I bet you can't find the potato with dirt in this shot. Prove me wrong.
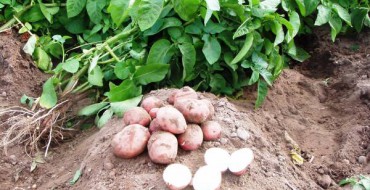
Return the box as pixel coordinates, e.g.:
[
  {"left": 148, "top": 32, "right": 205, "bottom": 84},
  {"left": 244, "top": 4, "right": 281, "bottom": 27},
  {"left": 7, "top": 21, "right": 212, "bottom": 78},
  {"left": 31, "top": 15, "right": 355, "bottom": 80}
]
[
  {"left": 201, "top": 121, "right": 222, "bottom": 141},
  {"left": 141, "top": 96, "right": 164, "bottom": 112},
  {"left": 202, "top": 99, "right": 215, "bottom": 119},
  {"left": 156, "top": 106, "right": 187, "bottom": 134},
  {"left": 174, "top": 99, "right": 210, "bottom": 124},
  {"left": 178, "top": 124, "right": 203, "bottom": 151},
  {"left": 148, "top": 131, "right": 178, "bottom": 164},
  {"left": 123, "top": 107, "right": 151, "bottom": 126},
  {"left": 167, "top": 86, "right": 198, "bottom": 104},
  {"left": 112, "top": 124, "right": 150, "bottom": 159}
]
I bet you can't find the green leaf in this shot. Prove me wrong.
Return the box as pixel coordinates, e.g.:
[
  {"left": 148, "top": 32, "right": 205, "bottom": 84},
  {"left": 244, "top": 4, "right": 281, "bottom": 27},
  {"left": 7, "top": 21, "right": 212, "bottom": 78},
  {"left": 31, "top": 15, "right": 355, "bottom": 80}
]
[
  {"left": 255, "top": 79, "right": 268, "bottom": 109},
  {"left": 272, "top": 21, "right": 284, "bottom": 46},
  {"left": 295, "top": 0, "right": 319, "bottom": 16},
  {"left": 86, "top": 0, "right": 106, "bottom": 24},
  {"left": 96, "top": 108, "right": 113, "bottom": 128},
  {"left": 360, "top": 178, "right": 370, "bottom": 189},
  {"left": 205, "top": 0, "right": 220, "bottom": 11},
  {"left": 38, "top": 0, "right": 52, "bottom": 23},
  {"left": 23, "top": 35, "right": 37, "bottom": 55},
  {"left": 252, "top": 53, "right": 268, "bottom": 69},
  {"left": 233, "top": 18, "right": 251, "bottom": 39},
  {"left": 203, "top": 20, "right": 226, "bottom": 34},
  {"left": 210, "top": 74, "right": 233, "bottom": 95},
  {"left": 40, "top": 78, "right": 57, "bottom": 109},
  {"left": 110, "top": 95, "right": 143, "bottom": 117},
  {"left": 259, "top": 68, "right": 273, "bottom": 86},
  {"left": 339, "top": 178, "right": 357, "bottom": 186},
  {"left": 107, "top": 0, "right": 130, "bottom": 26},
  {"left": 353, "top": 184, "right": 365, "bottom": 190},
  {"left": 62, "top": 59, "right": 79, "bottom": 73},
  {"left": 33, "top": 47, "right": 51, "bottom": 71},
  {"left": 131, "top": 0, "right": 164, "bottom": 31},
  {"left": 147, "top": 39, "right": 176, "bottom": 65},
  {"left": 202, "top": 34, "right": 221, "bottom": 65},
  {"left": 172, "top": 0, "right": 201, "bottom": 21},
  {"left": 332, "top": 3, "right": 351, "bottom": 26},
  {"left": 19, "top": 22, "right": 32, "bottom": 34},
  {"left": 70, "top": 169, "right": 82, "bottom": 185},
  {"left": 88, "top": 65, "right": 104, "bottom": 86},
  {"left": 114, "top": 61, "right": 133, "bottom": 80},
  {"left": 179, "top": 43, "right": 196, "bottom": 81},
  {"left": 231, "top": 33, "right": 254, "bottom": 64},
  {"left": 329, "top": 14, "right": 342, "bottom": 42},
  {"left": 67, "top": 0, "right": 87, "bottom": 18},
  {"left": 21, "top": 6, "right": 45, "bottom": 22},
  {"left": 106, "top": 80, "right": 142, "bottom": 102},
  {"left": 20, "top": 94, "right": 35, "bottom": 108},
  {"left": 288, "top": 46, "right": 310, "bottom": 62},
  {"left": 185, "top": 21, "right": 203, "bottom": 35},
  {"left": 351, "top": 8, "right": 368, "bottom": 32},
  {"left": 314, "top": 5, "right": 331, "bottom": 26},
  {"left": 144, "top": 17, "right": 182, "bottom": 36},
  {"left": 78, "top": 102, "right": 109, "bottom": 116},
  {"left": 260, "top": 0, "right": 281, "bottom": 9},
  {"left": 285, "top": 11, "right": 300, "bottom": 43},
  {"left": 218, "top": 31, "right": 238, "bottom": 51},
  {"left": 248, "top": 69, "right": 260, "bottom": 85},
  {"left": 133, "top": 64, "right": 170, "bottom": 85}
]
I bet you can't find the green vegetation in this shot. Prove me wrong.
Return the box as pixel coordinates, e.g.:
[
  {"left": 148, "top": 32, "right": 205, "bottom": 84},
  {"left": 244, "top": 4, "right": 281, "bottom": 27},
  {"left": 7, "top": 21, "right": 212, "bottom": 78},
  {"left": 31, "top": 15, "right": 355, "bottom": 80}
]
[
  {"left": 0, "top": 0, "right": 369, "bottom": 127},
  {"left": 340, "top": 175, "right": 370, "bottom": 190}
]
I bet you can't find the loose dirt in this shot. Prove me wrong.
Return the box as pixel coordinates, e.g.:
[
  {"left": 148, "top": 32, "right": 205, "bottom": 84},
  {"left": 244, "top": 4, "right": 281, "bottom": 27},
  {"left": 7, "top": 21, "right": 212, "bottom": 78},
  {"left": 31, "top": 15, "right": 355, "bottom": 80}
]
[{"left": 0, "top": 28, "right": 369, "bottom": 190}]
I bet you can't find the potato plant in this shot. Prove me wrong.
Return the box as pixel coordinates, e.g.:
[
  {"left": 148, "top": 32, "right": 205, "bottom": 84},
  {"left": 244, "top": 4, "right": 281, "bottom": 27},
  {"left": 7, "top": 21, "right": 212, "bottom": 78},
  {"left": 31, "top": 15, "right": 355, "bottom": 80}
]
[{"left": 0, "top": 0, "right": 369, "bottom": 152}]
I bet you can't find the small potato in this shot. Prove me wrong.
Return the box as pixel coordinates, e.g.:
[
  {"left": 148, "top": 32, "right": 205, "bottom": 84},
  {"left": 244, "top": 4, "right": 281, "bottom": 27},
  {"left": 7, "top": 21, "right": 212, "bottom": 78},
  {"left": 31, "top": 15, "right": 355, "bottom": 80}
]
[
  {"left": 201, "top": 121, "right": 222, "bottom": 141},
  {"left": 167, "top": 86, "right": 198, "bottom": 105},
  {"left": 178, "top": 124, "right": 203, "bottom": 151},
  {"left": 148, "top": 131, "right": 178, "bottom": 164},
  {"left": 112, "top": 124, "right": 150, "bottom": 159},
  {"left": 174, "top": 99, "right": 210, "bottom": 124},
  {"left": 149, "top": 107, "right": 159, "bottom": 119},
  {"left": 123, "top": 107, "right": 151, "bottom": 126},
  {"left": 141, "top": 96, "right": 164, "bottom": 112},
  {"left": 149, "top": 118, "right": 161, "bottom": 133},
  {"left": 202, "top": 99, "right": 215, "bottom": 120},
  {"left": 156, "top": 106, "right": 187, "bottom": 134}
]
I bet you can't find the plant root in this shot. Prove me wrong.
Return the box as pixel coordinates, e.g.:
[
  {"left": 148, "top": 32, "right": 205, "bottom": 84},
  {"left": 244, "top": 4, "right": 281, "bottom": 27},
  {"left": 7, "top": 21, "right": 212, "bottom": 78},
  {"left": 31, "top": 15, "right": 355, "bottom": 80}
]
[{"left": 0, "top": 99, "right": 78, "bottom": 156}]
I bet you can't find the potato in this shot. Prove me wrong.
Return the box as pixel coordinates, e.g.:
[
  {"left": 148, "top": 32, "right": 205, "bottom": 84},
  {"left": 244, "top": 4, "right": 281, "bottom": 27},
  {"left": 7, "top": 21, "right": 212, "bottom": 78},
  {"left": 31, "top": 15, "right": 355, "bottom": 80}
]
[
  {"left": 156, "top": 106, "right": 187, "bottom": 134},
  {"left": 163, "top": 164, "right": 192, "bottom": 190},
  {"left": 148, "top": 131, "right": 178, "bottom": 164},
  {"left": 202, "top": 99, "right": 215, "bottom": 120},
  {"left": 228, "top": 148, "right": 254, "bottom": 176},
  {"left": 141, "top": 96, "right": 164, "bottom": 112},
  {"left": 178, "top": 124, "right": 203, "bottom": 151},
  {"left": 167, "top": 86, "right": 198, "bottom": 105},
  {"left": 112, "top": 124, "right": 150, "bottom": 159},
  {"left": 149, "top": 118, "right": 161, "bottom": 133},
  {"left": 192, "top": 165, "right": 222, "bottom": 190},
  {"left": 174, "top": 99, "right": 210, "bottom": 124},
  {"left": 149, "top": 107, "right": 159, "bottom": 119},
  {"left": 123, "top": 107, "right": 151, "bottom": 126},
  {"left": 201, "top": 121, "right": 222, "bottom": 141}
]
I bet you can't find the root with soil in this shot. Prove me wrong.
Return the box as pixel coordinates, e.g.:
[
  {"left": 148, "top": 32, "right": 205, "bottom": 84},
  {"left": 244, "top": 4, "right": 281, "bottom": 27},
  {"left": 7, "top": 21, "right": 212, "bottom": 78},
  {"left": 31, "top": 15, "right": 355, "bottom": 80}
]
[{"left": 0, "top": 97, "right": 81, "bottom": 157}]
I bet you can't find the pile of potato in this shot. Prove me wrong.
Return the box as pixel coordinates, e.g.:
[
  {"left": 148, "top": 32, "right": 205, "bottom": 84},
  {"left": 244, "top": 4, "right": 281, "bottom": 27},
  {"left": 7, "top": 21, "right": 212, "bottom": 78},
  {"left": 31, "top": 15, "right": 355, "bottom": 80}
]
[{"left": 112, "top": 87, "right": 222, "bottom": 164}]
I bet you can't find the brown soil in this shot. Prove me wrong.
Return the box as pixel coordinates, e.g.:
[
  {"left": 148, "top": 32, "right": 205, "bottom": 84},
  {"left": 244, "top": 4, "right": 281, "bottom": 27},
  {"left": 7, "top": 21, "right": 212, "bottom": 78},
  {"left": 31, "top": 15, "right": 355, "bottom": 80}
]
[{"left": 0, "top": 28, "right": 369, "bottom": 190}]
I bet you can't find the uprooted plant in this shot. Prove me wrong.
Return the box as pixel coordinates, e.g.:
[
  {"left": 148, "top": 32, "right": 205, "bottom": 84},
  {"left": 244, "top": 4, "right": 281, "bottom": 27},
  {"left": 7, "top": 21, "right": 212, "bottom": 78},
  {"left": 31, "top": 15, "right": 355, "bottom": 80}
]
[{"left": 0, "top": 0, "right": 369, "bottom": 155}]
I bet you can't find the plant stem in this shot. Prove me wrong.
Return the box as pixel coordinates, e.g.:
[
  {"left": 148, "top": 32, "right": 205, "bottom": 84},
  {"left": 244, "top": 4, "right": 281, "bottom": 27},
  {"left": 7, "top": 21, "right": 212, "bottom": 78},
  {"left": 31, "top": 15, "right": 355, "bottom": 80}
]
[
  {"left": 61, "top": 64, "right": 89, "bottom": 96},
  {"left": 105, "top": 45, "right": 120, "bottom": 62},
  {"left": 0, "top": 5, "right": 32, "bottom": 32}
]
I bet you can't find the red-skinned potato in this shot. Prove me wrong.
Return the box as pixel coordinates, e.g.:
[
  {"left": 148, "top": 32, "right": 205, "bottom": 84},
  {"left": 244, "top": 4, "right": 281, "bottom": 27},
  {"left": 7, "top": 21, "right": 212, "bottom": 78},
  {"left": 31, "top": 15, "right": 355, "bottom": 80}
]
[
  {"left": 141, "top": 96, "right": 164, "bottom": 112},
  {"left": 156, "top": 106, "right": 187, "bottom": 134},
  {"left": 178, "top": 124, "right": 203, "bottom": 151},
  {"left": 149, "top": 107, "right": 159, "bottom": 119},
  {"left": 174, "top": 99, "right": 210, "bottom": 124},
  {"left": 123, "top": 107, "right": 151, "bottom": 126},
  {"left": 202, "top": 99, "right": 215, "bottom": 120},
  {"left": 167, "top": 86, "right": 198, "bottom": 105},
  {"left": 148, "top": 131, "right": 178, "bottom": 164},
  {"left": 201, "top": 121, "right": 222, "bottom": 141},
  {"left": 112, "top": 124, "right": 150, "bottom": 159},
  {"left": 149, "top": 118, "right": 161, "bottom": 133}
]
